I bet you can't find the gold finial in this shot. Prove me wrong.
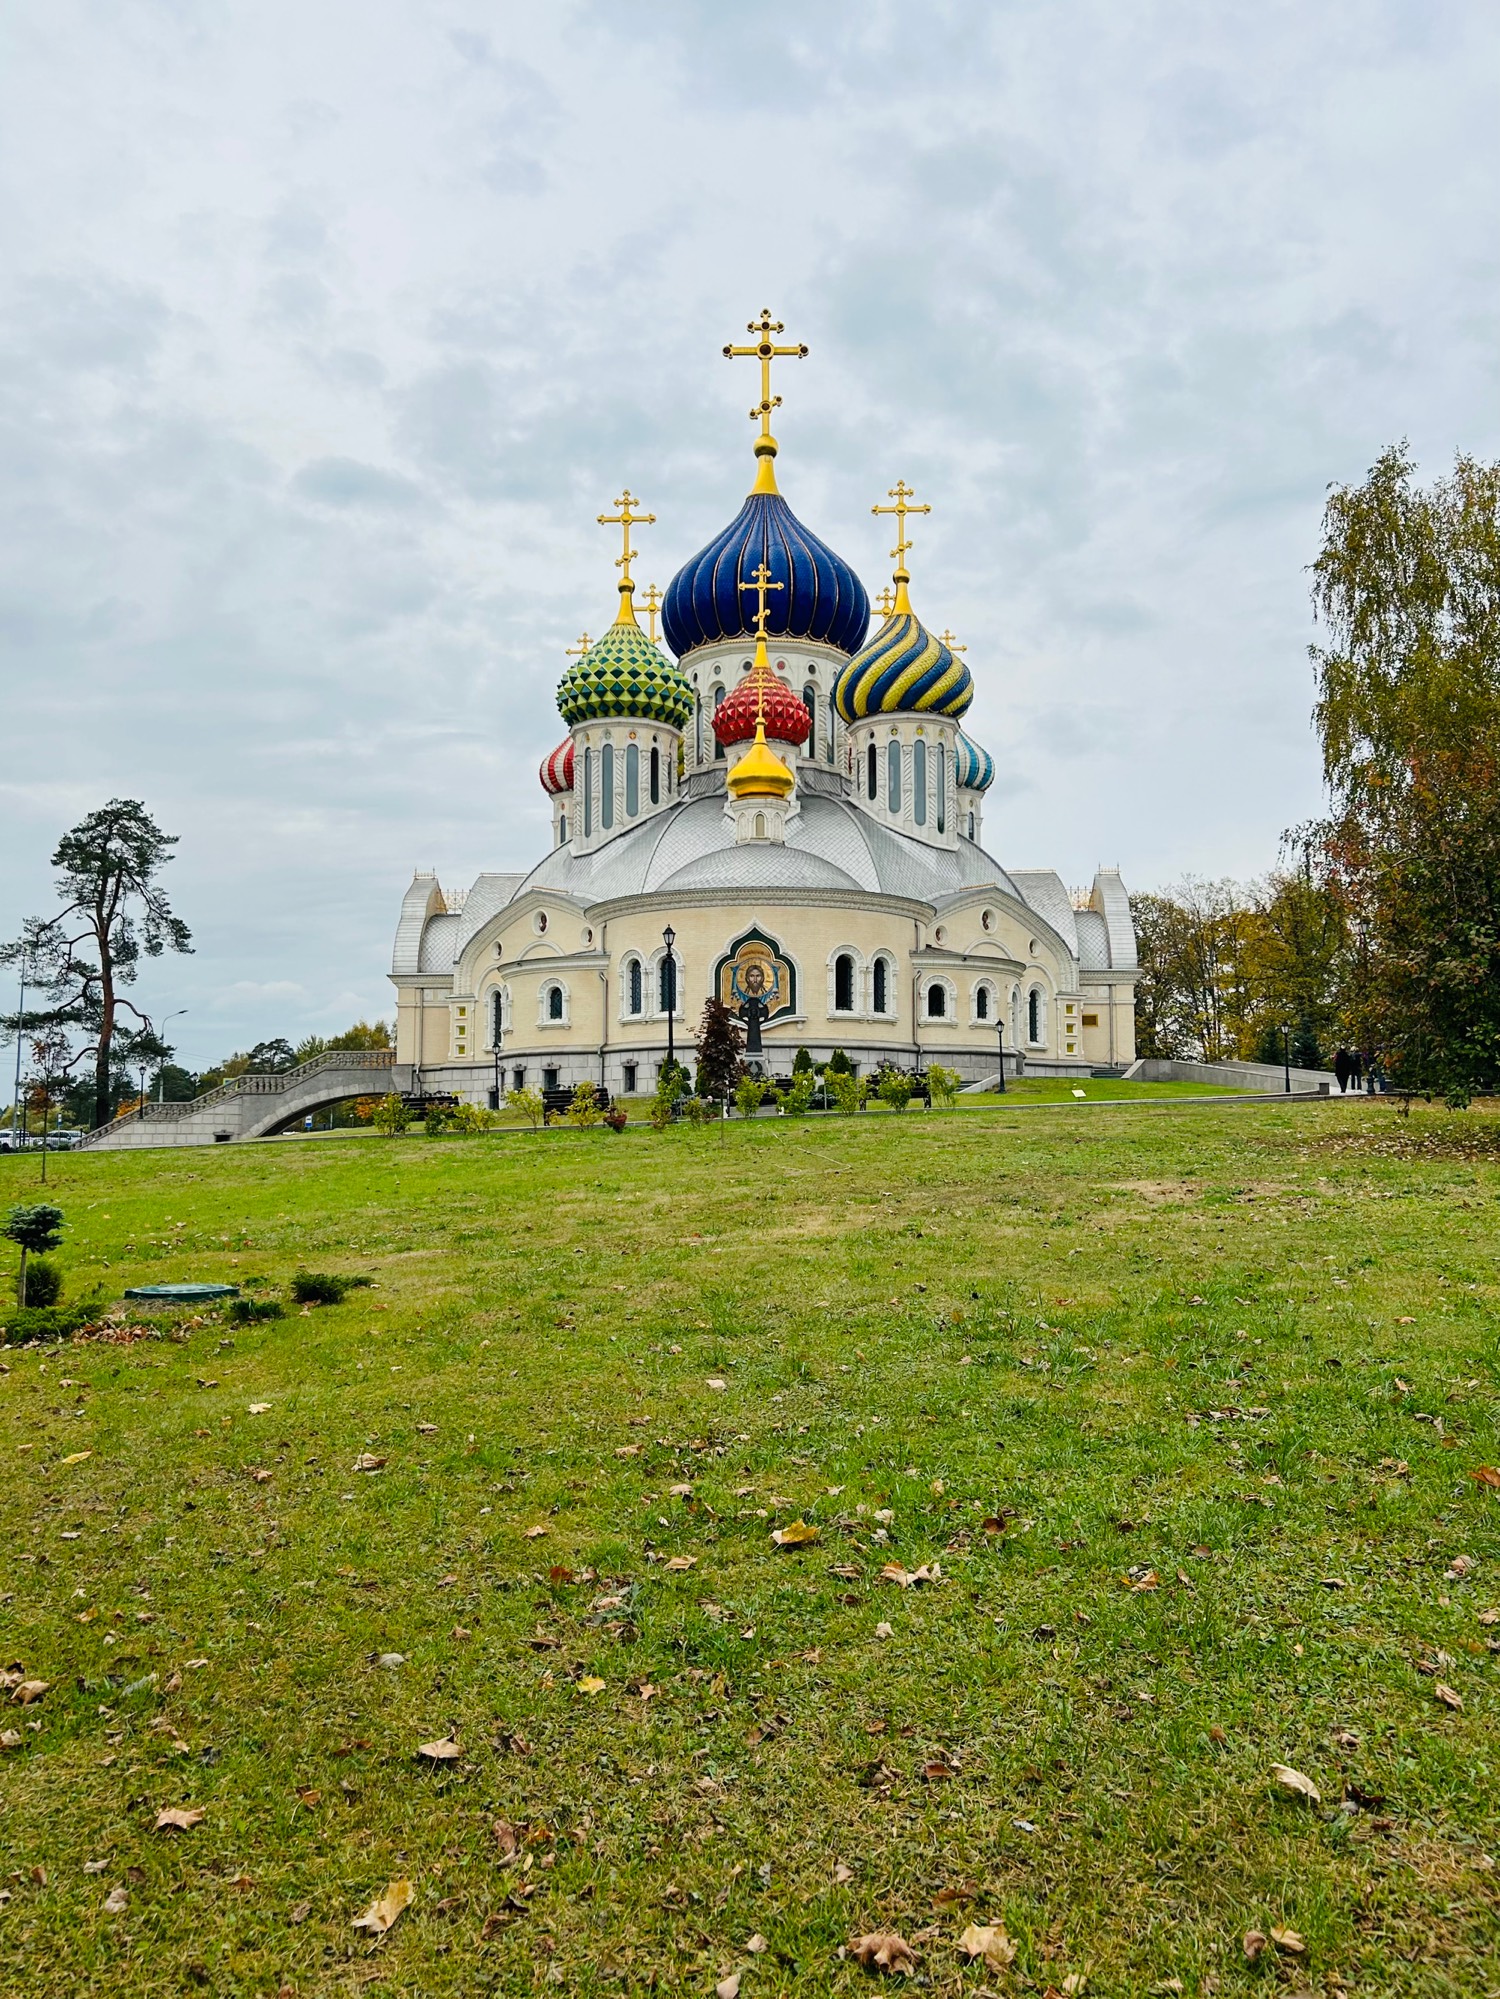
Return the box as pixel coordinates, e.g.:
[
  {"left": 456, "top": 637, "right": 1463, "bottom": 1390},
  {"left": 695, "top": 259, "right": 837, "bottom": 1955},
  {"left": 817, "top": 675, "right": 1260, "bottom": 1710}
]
[
  {"left": 640, "top": 582, "right": 663, "bottom": 644},
  {"left": 938, "top": 629, "right": 967, "bottom": 655},
  {"left": 872, "top": 479, "right": 932, "bottom": 615},
  {"left": 727, "top": 717, "right": 796, "bottom": 801},
  {"left": 724, "top": 308, "right": 807, "bottom": 495},
  {"left": 738, "top": 560, "right": 786, "bottom": 730},
  {"left": 565, "top": 632, "right": 592, "bottom": 658},
  {"left": 597, "top": 490, "right": 655, "bottom": 624},
  {"left": 876, "top": 586, "right": 895, "bottom": 618}
]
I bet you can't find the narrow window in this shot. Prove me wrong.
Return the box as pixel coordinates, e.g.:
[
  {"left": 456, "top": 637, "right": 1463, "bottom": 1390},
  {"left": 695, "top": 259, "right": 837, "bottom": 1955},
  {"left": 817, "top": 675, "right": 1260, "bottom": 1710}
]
[
  {"left": 491, "top": 990, "right": 504, "bottom": 1044},
  {"left": 558, "top": 810, "right": 567, "bottom": 845},
  {"left": 695, "top": 694, "right": 703, "bottom": 765},
  {"left": 827, "top": 692, "right": 836, "bottom": 764},
  {"left": 582, "top": 748, "right": 593, "bottom": 836},
  {"left": 936, "top": 744, "right": 946, "bottom": 833},
  {"left": 512, "top": 1067, "right": 525, "bottom": 1092},
  {"left": 834, "top": 954, "right": 854, "bottom": 1012},
  {"left": 913, "top": 739, "right": 927, "bottom": 826},
  {"left": 713, "top": 687, "right": 726, "bottom": 759},
  {"left": 623, "top": 1062, "right": 637, "bottom": 1094},
  {"left": 803, "top": 684, "right": 817, "bottom": 757},
  {"left": 548, "top": 986, "right": 564, "bottom": 1022},
  {"left": 887, "top": 740, "right": 902, "bottom": 813},
  {"left": 966, "top": 809, "right": 975, "bottom": 840},
  {"left": 927, "top": 983, "right": 947, "bottom": 1019},
  {"left": 543, "top": 1066, "right": 559, "bottom": 1092},
  {"left": 753, "top": 811, "right": 766, "bottom": 839},
  {"left": 1029, "top": 989, "right": 1042, "bottom": 1042},
  {"left": 628, "top": 960, "right": 643, "bottom": 1015},
  {"left": 872, "top": 958, "right": 888, "bottom": 1014},
  {"left": 975, "top": 985, "right": 989, "bottom": 1021},
  {"left": 625, "top": 742, "right": 639, "bottom": 816},
  {"left": 649, "top": 745, "right": 660, "bottom": 804},
  {"left": 602, "top": 744, "right": 615, "bottom": 829},
  {"left": 866, "top": 741, "right": 877, "bottom": 800},
  {"left": 659, "top": 954, "right": 676, "bottom": 1015}
]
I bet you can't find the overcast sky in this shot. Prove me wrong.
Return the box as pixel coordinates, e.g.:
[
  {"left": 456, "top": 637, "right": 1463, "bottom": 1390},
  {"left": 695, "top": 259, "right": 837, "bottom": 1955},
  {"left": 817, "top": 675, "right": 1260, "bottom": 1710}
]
[{"left": 3, "top": 1, "right": 1498, "bottom": 1069}]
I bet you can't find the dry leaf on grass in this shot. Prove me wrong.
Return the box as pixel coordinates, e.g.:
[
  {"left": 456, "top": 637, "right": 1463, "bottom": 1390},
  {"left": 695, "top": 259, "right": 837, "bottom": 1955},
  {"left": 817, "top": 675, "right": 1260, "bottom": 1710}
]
[
  {"left": 0, "top": 1731, "right": 22, "bottom": 1751},
  {"left": 1435, "top": 1683, "right": 1464, "bottom": 1710},
  {"left": 103, "top": 1885, "right": 129, "bottom": 1914},
  {"left": 746, "top": 1932, "right": 769, "bottom": 1951},
  {"left": 352, "top": 1877, "right": 413, "bottom": 1934},
  {"left": 707, "top": 1378, "right": 728, "bottom": 1391},
  {"left": 1270, "top": 1927, "right": 1306, "bottom": 1954},
  {"left": 771, "top": 1520, "right": 821, "bottom": 1548},
  {"left": 416, "top": 1737, "right": 463, "bottom": 1762},
  {"left": 249, "top": 1468, "right": 272, "bottom": 1484},
  {"left": 850, "top": 1931, "right": 918, "bottom": 1975},
  {"left": 247, "top": 1402, "right": 271, "bottom": 1414},
  {"left": 664, "top": 1554, "right": 697, "bottom": 1571},
  {"left": 716, "top": 1977, "right": 741, "bottom": 1999},
  {"left": 1472, "top": 1466, "right": 1500, "bottom": 1492},
  {"left": 9, "top": 1681, "right": 48, "bottom": 1706},
  {"left": 523, "top": 1525, "right": 548, "bottom": 1539},
  {"left": 874, "top": 1621, "right": 894, "bottom": 1640},
  {"left": 577, "top": 1675, "right": 606, "bottom": 1695},
  {"left": 353, "top": 1454, "right": 387, "bottom": 1474},
  {"left": 154, "top": 1806, "right": 205, "bottom": 1832},
  {"left": 1270, "top": 1763, "right": 1321, "bottom": 1804},
  {"left": 958, "top": 1922, "right": 1018, "bottom": 1969}
]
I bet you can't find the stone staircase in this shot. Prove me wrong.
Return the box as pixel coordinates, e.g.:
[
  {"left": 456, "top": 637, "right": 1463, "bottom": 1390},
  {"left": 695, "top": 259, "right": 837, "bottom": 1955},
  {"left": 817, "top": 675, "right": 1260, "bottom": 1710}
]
[{"left": 84, "top": 1050, "right": 412, "bottom": 1149}]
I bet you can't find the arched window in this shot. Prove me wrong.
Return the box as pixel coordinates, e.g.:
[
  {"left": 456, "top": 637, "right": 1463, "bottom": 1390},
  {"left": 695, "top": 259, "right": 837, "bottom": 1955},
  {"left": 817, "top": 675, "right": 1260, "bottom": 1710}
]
[
  {"left": 694, "top": 694, "right": 703, "bottom": 765},
  {"left": 866, "top": 741, "right": 877, "bottom": 801},
  {"left": 834, "top": 953, "right": 855, "bottom": 1012},
  {"left": 1028, "top": 988, "right": 1043, "bottom": 1043},
  {"left": 491, "top": 989, "right": 504, "bottom": 1044},
  {"left": 649, "top": 745, "right": 660, "bottom": 805},
  {"left": 927, "top": 982, "right": 947, "bottom": 1019},
  {"left": 658, "top": 954, "right": 677, "bottom": 1015},
  {"left": 936, "top": 744, "right": 946, "bottom": 834},
  {"left": 803, "top": 684, "right": 817, "bottom": 756},
  {"left": 625, "top": 742, "right": 639, "bottom": 816},
  {"left": 975, "top": 984, "right": 990, "bottom": 1022},
  {"left": 966, "top": 809, "right": 975, "bottom": 841},
  {"left": 713, "top": 687, "right": 726, "bottom": 759},
  {"left": 887, "top": 740, "right": 902, "bottom": 813},
  {"left": 627, "top": 959, "right": 643, "bottom": 1016},
  {"left": 602, "top": 744, "right": 615, "bottom": 829},
  {"left": 872, "top": 957, "right": 888, "bottom": 1015},
  {"left": 913, "top": 739, "right": 928, "bottom": 826},
  {"left": 557, "top": 811, "right": 567, "bottom": 847},
  {"left": 753, "top": 811, "right": 766, "bottom": 839},
  {"left": 547, "top": 985, "right": 564, "bottom": 1022},
  {"left": 582, "top": 748, "right": 593, "bottom": 836},
  {"left": 827, "top": 692, "right": 836, "bottom": 764}
]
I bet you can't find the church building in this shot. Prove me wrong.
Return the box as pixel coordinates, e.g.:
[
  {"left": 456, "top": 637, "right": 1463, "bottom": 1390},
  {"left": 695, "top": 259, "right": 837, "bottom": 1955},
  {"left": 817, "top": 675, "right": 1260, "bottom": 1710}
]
[{"left": 390, "top": 313, "right": 1138, "bottom": 1098}]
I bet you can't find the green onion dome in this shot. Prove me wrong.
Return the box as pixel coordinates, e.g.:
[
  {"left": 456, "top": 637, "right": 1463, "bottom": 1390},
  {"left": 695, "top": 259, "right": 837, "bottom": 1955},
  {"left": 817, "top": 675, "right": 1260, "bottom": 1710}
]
[
  {"left": 833, "top": 591, "right": 973, "bottom": 723},
  {"left": 556, "top": 607, "right": 693, "bottom": 731}
]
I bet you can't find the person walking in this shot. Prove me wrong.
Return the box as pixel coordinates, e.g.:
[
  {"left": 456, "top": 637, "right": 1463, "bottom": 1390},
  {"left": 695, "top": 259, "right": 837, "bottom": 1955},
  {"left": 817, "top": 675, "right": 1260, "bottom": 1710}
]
[
  {"left": 1333, "top": 1047, "right": 1352, "bottom": 1094},
  {"left": 1350, "top": 1047, "right": 1365, "bottom": 1091}
]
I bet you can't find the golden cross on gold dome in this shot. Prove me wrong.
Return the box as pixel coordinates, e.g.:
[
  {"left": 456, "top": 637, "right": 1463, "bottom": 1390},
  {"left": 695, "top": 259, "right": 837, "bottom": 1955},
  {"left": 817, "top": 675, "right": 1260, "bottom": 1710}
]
[
  {"left": 724, "top": 309, "right": 807, "bottom": 493},
  {"left": 873, "top": 480, "right": 932, "bottom": 614},
  {"left": 738, "top": 560, "right": 785, "bottom": 642},
  {"left": 939, "top": 629, "right": 967, "bottom": 654},
  {"left": 876, "top": 587, "right": 895, "bottom": 618},
  {"left": 640, "top": 583, "right": 663, "bottom": 644},
  {"left": 565, "top": 632, "right": 592, "bottom": 658},
  {"left": 597, "top": 491, "right": 655, "bottom": 619}
]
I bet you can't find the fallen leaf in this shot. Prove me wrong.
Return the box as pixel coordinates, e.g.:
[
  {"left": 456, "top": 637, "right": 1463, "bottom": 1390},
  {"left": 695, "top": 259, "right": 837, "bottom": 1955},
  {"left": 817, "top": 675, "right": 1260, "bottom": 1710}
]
[
  {"left": 1435, "top": 1683, "right": 1464, "bottom": 1710},
  {"left": 668, "top": 1482, "right": 694, "bottom": 1498},
  {"left": 523, "top": 1525, "right": 548, "bottom": 1540},
  {"left": 1270, "top": 1927, "right": 1306, "bottom": 1955},
  {"left": 1472, "top": 1467, "right": 1500, "bottom": 1492},
  {"left": 352, "top": 1878, "right": 413, "bottom": 1934},
  {"left": 289, "top": 1901, "right": 312, "bottom": 1923},
  {"left": 417, "top": 1422, "right": 438, "bottom": 1434},
  {"left": 833, "top": 1864, "right": 854, "bottom": 1884},
  {"left": 1330, "top": 1727, "right": 1360, "bottom": 1749},
  {"left": 577, "top": 1675, "right": 606, "bottom": 1695},
  {"left": 771, "top": 1520, "right": 821, "bottom": 1548},
  {"left": 154, "top": 1806, "right": 206, "bottom": 1832},
  {"left": 249, "top": 1468, "right": 273, "bottom": 1484},
  {"left": 747, "top": 1931, "right": 769, "bottom": 1951},
  {"left": 58, "top": 1450, "right": 93, "bottom": 1467},
  {"left": 83, "top": 1859, "right": 108, "bottom": 1874},
  {"left": 920, "top": 1757, "right": 958, "bottom": 1782},
  {"left": 664, "top": 1554, "right": 697, "bottom": 1571},
  {"left": 416, "top": 1737, "right": 463, "bottom": 1762},
  {"left": 1242, "top": 1931, "right": 1267, "bottom": 1962},
  {"left": 374, "top": 1652, "right": 406, "bottom": 1670},
  {"left": 716, "top": 1977, "right": 741, "bottom": 1999},
  {"left": 874, "top": 1621, "right": 894, "bottom": 1640},
  {"left": 850, "top": 1930, "right": 918, "bottom": 1975},
  {"left": 103, "top": 1885, "right": 130, "bottom": 1914},
  {"left": 1270, "top": 1763, "right": 1321, "bottom": 1804},
  {"left": 958, "top": 1922, "right": 1018, "bottom": 1970},
  {"left": 707, "top": 1378, "right": 728, "bottom": 1391},
  {"left": 0, "top": 1730, "right": 21, "bottom": 1750},
  {"left": 247, "top": 1403, "right": 271, "bottom": 1414},
  {"left": 10, "top": 1681, "right": 48, "bottom": 1706},
  {"left": 353, "top": 1454, "right": 387, "bottom": 1473}
]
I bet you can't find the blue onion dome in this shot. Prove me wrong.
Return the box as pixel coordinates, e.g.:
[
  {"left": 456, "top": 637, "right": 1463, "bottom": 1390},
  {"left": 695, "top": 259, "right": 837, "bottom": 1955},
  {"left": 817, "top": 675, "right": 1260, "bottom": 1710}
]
[
  {"left": 557, "top": 593, "right": 694, "bottom": 730},
  {"left": 955, "top": 731, "right": 995, "bottom": 791},
  {"left": 662, "top": 486, "right": 870, "bottom": 659},
  {"left": 833, "top": 583, "right": 973, "bottom": 722}
]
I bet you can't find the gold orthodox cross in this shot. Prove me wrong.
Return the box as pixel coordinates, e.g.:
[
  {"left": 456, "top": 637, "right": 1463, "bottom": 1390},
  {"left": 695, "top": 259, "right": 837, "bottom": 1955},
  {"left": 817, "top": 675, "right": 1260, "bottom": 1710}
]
[
  {"left": 876, "top": 587, "right": 896, "bottom": 617},
  {"left": 724, "top": 309, "right": 808, "bottom": 440},
  {"left": 565, "top": 633, "right": 592, "bottom": 658},
  {"left": 738, "top": 560, "right": 785, "bottom": 641},
  {"left": 597, "top": 490, "right": 655, "bottom": 589},
  {"left": 938, "top": 629, "right": 967, "bottom": 654},
  {"left": 872, "top": 480, "right": 931, "bottom": 577},
  {"left": 640, "top": 583, "right": 663, "bottom": 644}
]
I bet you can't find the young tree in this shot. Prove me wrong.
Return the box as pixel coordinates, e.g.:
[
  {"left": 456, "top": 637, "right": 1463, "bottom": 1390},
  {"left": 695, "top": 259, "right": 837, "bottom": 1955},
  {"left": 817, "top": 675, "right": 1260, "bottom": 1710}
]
[
  {"left": 0, "top": 801, "right": 191, "bottom": 1131},
  {"left": 694, "top": 1000, "right": 745, "bottom": 1102},
  {"left": 3, "top": 1202, "right": 64, "bottom": 1307},
  {"left": 1310, "top": 445, "right": 1500, "bottom": 1101}
]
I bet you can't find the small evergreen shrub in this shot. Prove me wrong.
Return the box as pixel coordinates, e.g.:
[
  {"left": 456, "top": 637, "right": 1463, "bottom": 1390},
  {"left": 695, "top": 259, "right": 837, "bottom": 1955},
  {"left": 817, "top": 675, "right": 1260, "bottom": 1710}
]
[
  {"left": 1, "top": 1300, "right": 98, "bottom": 1345},
  {"left": 226, "top": 1297, "right": 285, "bottom": 1325},
  {"left": 827, "top": 1047, "right": 852, "bottom": 1076},
  {"left": 792, "top": 1046, "right": 814, "bottom": 1074},
  {"left": 876, "top": 1068, "right": 914, "bottom": 1112},
  {"left": 21, "top": 1256, "right": 63, "bottom": 1307},
  {"left": 290, "top": 1270, "right": 371, "bottom": 1305}
]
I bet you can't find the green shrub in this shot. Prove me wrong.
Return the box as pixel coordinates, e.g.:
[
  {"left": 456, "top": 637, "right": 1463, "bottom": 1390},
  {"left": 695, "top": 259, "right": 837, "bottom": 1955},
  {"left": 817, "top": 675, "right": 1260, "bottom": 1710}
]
[
  {"left": 926, "top": 1063, "right": 962, "bottom": 1109},
  {"left": 371, "top": 1093, "right": 411, "bottom": 1135},
  {"left": 445, "top": 1100, "right": 491, "bottom": 1135},
  {"left": 507, "top": 1085, "right": 546, "bottom": 1130},
  {"left": 648, "top": 1065, "right": 690, "bottom": 1130},
  {"left": 1, "top": 1300, "right": 98, "bottom": 1345},
  {"left": 566, "top": 1082, "right": 603, "bottom": 1129},
  {"left": 876, "top": 1068, "right": 914, "bottom": 1112},
  {"left": 226, "top": 1297, "right": 285, "bottom": 1325},
  {"left": 681, "top": 1095, "right": 718, "bottom": 1124},
  {"left": 20, "top": 1256, "right": 63, "bottom": 1307},
  {"left": 830, "top": 1071, "right": 867, "bottom": 1115},
  {"left": 290, "top": 1270, "right": 371, "bottom": 1305},
  {"left": 735, "top": 1074, "right": 772, "bottom": 1119},
  {"left": 785, "top": 1073, "right": 816, "bottom": 1116},
  {"left": 827, "top": 1047, "right": 852, "bottom": 1075},
  {"left": 792, "top": 1046, "right": 813, "bottom": 1074}
]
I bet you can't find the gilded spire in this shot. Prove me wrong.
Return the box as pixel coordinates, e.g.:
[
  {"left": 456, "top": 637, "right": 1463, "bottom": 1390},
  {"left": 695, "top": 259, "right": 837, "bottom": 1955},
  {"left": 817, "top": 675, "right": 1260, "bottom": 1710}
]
[
  {"left": 597, "top": 491, "right": 655, "bottom": 626},
  {"left": 724, "top": 308, "right": 807, "bottom": 496},
  {"left": 872, "top": 480, "right": 932, "bottom": 616}
]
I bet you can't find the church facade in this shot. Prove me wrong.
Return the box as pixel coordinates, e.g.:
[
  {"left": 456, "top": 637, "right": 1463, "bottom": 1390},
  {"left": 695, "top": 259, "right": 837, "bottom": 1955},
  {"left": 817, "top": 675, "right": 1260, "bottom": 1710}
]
[{"left": 390, "top": 314, "right": 1138, "bottom": 1099}]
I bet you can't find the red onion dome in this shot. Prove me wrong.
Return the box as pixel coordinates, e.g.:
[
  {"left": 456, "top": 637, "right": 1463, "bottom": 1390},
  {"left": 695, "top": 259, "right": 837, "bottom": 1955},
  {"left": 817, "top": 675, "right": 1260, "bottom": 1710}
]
[
  {"left": 712, "top": 667, "right": 812, "bottom": 750},
  {"left": 539, "top": 737, "right": 574, "bottom": 795}
]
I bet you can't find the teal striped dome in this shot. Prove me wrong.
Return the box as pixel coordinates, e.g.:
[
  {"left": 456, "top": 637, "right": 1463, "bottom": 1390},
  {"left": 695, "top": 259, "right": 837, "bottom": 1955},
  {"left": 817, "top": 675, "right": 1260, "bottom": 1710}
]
[
  {"left": 833, "top": 602, "right": 973, "bottom": 722},
  {"left": 557, "top": 616, "right": 693, "bottom": 730},
  {"left": 956, "top": 731, "right": 994, "bottom": 791}
]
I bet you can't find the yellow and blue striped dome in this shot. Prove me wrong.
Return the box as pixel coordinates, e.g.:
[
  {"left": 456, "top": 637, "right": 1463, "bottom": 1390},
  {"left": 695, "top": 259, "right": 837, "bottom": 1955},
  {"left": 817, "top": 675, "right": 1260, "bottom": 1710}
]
[
  {"left": 955, "top": 731, "right": 994, "bottom": 791},
  {"left": 833, "top": 602, "right": 973, "bottom": 723}
]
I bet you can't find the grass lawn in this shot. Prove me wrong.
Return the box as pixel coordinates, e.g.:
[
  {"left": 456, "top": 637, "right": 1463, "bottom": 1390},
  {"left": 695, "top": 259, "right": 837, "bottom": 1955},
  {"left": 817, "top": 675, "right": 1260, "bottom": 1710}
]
[{"left": 1, "top": 1098, "right": 1497, "bottom": 1997}]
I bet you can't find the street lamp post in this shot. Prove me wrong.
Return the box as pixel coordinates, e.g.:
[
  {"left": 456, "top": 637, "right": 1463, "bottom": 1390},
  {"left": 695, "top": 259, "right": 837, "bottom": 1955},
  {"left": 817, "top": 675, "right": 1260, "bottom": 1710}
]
[
  {"left": 662, "top": 924, "right": 676, "bottom": 1075},
  {"left": 995, "top": 1019, "right": 1007, "bottom": 1093},
  {"left": 157, "top": 1010, "right": 188, "bottom": 1103},
  {"left": 1282, "top": 1023, "right": 1292, "bottom": 1096},
  {"left": 11, "top": 952, "right": 27, "bottom": 1147}
]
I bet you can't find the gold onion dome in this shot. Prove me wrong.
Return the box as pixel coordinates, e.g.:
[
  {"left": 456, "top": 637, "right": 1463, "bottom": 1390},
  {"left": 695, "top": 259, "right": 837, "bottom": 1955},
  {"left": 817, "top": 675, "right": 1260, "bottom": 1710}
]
[{"left": 726, "top": 719, "right": 795, "bottom": 801}]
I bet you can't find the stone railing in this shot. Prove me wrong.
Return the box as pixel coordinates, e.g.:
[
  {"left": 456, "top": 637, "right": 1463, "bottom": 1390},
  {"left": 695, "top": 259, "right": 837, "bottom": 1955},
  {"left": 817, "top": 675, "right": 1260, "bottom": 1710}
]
[{"left": 82, "top": 1049, "right": 397, "bottom": 1144}]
